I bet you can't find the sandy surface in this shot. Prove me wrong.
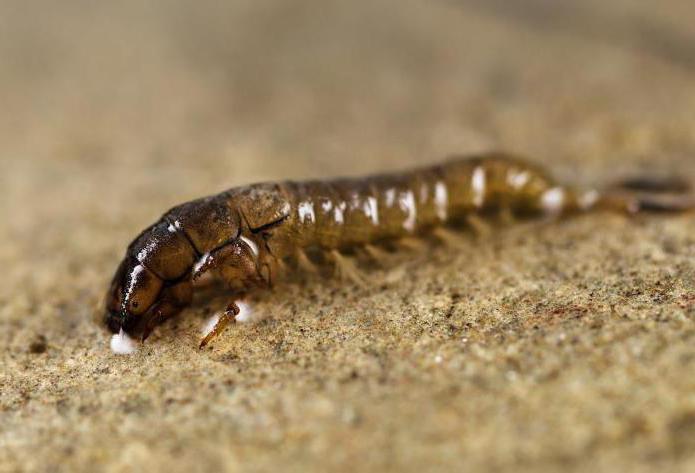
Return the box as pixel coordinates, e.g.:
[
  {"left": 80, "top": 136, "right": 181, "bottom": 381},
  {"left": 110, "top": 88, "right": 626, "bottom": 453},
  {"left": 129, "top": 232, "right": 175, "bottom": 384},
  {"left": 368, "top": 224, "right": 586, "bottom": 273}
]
[{"left": 2, "top": 1, "right": 695, "bottom": 472}]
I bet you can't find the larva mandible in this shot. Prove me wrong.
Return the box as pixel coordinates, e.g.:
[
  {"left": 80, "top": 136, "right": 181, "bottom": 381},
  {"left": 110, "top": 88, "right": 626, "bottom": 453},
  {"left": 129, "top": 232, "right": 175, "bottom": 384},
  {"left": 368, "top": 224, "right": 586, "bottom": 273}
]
[{"left": 104, "top": 153, "right": 693, "bottom": 347}]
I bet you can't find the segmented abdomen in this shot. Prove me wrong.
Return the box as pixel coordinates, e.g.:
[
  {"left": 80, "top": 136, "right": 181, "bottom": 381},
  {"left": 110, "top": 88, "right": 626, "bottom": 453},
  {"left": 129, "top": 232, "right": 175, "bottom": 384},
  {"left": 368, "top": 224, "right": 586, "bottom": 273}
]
[{"left": 269, "top": 154, "right": 563, "bottom": 253}]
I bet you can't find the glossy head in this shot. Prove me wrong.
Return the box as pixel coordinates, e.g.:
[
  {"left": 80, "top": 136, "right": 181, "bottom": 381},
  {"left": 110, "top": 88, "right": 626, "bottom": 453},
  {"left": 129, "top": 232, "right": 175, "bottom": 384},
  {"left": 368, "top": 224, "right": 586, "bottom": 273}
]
[{"left": 105, "top": 257, "right": 164, "bottom": 335}]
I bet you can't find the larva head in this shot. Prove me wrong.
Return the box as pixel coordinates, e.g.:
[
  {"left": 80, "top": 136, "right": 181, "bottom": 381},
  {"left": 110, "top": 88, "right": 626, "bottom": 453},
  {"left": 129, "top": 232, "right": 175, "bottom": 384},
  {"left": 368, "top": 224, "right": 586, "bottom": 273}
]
[{"left": 105, "top": 257, "right": 164, "bottom": 335}]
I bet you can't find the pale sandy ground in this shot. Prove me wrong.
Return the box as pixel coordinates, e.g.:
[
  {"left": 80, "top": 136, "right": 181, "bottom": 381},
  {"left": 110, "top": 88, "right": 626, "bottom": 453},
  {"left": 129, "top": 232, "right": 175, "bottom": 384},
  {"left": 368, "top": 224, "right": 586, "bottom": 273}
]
[{"left": 2, "top": 1, "right": 695, "bottom": 472}]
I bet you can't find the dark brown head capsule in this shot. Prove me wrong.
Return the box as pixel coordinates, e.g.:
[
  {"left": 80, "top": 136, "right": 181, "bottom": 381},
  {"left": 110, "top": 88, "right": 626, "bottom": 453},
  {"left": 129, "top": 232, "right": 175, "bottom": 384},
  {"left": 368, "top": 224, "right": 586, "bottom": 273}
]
[
  {"left": 104, "top": 219, "right": 199, "bottom": 338},
  {"left": 105, "top": 196, "right": 240, "bottom": 339},
  {"left": 105, "top": 256, "right": 165, "bottom": 334}
]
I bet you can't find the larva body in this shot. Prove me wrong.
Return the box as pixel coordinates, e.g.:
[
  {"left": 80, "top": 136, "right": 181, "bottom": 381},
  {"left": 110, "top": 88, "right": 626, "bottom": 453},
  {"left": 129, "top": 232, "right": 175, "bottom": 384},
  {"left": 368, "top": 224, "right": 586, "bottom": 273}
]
[
  {"left": 104, "top": 153, "right": 692, "bottom": 346},
  {"left": 246, "top": 156, "right": 557, "bottom": 252}
]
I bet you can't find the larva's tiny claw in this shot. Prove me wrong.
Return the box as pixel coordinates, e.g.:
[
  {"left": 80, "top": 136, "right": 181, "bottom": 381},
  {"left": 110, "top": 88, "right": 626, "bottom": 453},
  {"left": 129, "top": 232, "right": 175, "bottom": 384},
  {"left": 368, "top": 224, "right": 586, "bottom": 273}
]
[{"left": 103, "top": 153, "right": 695, "bottom": 347}]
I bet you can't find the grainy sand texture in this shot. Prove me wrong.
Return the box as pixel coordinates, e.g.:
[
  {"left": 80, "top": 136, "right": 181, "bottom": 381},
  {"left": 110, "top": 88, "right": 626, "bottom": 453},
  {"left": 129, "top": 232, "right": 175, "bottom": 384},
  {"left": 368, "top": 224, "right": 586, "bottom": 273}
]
[{"left": 2, "top": 1, "right": 695, "bottom": 472}]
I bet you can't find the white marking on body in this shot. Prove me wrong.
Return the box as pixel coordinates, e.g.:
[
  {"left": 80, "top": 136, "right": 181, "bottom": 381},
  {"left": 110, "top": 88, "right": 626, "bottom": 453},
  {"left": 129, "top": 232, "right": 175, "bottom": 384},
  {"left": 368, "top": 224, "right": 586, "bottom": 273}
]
[
  {"left": 399, "top": 190, "right": 417, "bottom": 232},
  {"left": 110, "top": 329, "right": 138, "bottom": 355},
  {"left": 419, "top": 183, "right": 428, "bottom": 203},
  {"left": 239, "top": 235, "right": 259, "bottom": 258},
  {"left": 541, "top": 187, "right": 566, "bottom": 214},
  {"left": 136, "top": 241, "right": 157, "bottom": 264},
  {"left": 472, "top": 167, "right": 486, "bottom": 208},
  {"left": 124, "top": 264, "right": 146, "bottom": 301},
  {"left": 193, "top": 252, "right": 211, "bottom": 274},
  {"left": 385, "top": 188, "right": 396, "bottom": 208},
  {"left": 507, "top": 170, "right": 530, "bottom": 189},
  {"left": 434, "top": 181, "right": 448, "bottom": 221},
  {"left": 298, "top": 201, "right": 315, "bottom": 224},
  {"left": 578, "top": 189, "right": 599, "bottom": 210},
  {"left": 167, "top": 223, "right": 177, "bottom": 233},
  {"left": 322, "top": 200, "right": 333, "bottom": 213},
  {"left": 334, "top": 202, "right": 346, "bottom": 224},
  {"left": 363, "top": 196, "right": 379, "bottom": 225},
  {"left": 235, "top": 301, "right": 255, "bottom": 323},
  {"left": 349, "top": 194, "right": 361, "bottom": 210}
]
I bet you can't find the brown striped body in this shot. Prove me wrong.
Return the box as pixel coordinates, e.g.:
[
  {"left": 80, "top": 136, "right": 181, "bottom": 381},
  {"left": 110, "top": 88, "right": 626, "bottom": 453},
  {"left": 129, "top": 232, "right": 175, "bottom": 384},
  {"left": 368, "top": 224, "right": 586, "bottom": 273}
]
[
  {"left": 227, "top": 155, "right": 569, "bottom": 259},
  {"left": 103, "top": 152, "right": 692, "bottom": 345}
]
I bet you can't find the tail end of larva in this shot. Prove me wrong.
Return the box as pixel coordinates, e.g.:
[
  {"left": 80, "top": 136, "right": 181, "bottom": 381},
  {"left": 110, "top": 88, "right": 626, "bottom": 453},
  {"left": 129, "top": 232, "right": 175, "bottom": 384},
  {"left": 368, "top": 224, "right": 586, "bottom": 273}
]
[{"left": 595, "top": 175, "right": 695, "bottom": 214}]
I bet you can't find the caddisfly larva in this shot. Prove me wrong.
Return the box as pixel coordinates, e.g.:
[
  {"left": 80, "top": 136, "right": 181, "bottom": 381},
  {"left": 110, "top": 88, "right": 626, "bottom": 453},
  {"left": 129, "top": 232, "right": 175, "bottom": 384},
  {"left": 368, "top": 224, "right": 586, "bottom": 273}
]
[{"left": 104, "top": 153, "right": 694, "bottom": 348}]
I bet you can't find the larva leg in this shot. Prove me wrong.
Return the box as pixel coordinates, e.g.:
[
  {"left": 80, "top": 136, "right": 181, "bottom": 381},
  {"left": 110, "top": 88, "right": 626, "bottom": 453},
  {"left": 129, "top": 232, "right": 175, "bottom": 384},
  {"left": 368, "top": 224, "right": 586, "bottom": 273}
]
[
  {"left": 192, "top": 240, "right": 265, "bottom": 290},
  {"left": 199, "top": 302, "right": 240, "bottom": 348},
  {"left": 362, "top": 244, "right": 391, "bottom": 263},
  {"left": 257, "top": 249, "right": 286, "bottom": 288},
  {"left": 396, "top": 237, "right": 427, "bottom": 252},
  {"left": 191, "top": 241, "right": 263, "bottom": 347},
  {"left": 330, "top": 249, "right": 367, "bottom": 287},
  {"left": 497, "top": 207, "right": 515, "bottom": 225},
  {"left": 464, "top": 214, "right": 492, "bottom": 237},
  {"left": 295, "top": 248, "right": 319, "bottom": 274},
  {"left": 432, "top": 227, "right": 467, "bottom": 247}
]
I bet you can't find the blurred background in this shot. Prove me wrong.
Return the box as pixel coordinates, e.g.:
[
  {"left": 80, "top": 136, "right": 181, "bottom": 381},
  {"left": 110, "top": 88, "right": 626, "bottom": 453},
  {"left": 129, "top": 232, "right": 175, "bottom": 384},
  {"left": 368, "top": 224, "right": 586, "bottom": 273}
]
[
  {"left": 4, "top": 0, "right": 695, "bottom": 221},
  {"left": 3, "top": 1, "right": 695, "bottom": 471},
  {"left": 4, "top": 0, "right": 695, "bottom": 251}
]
